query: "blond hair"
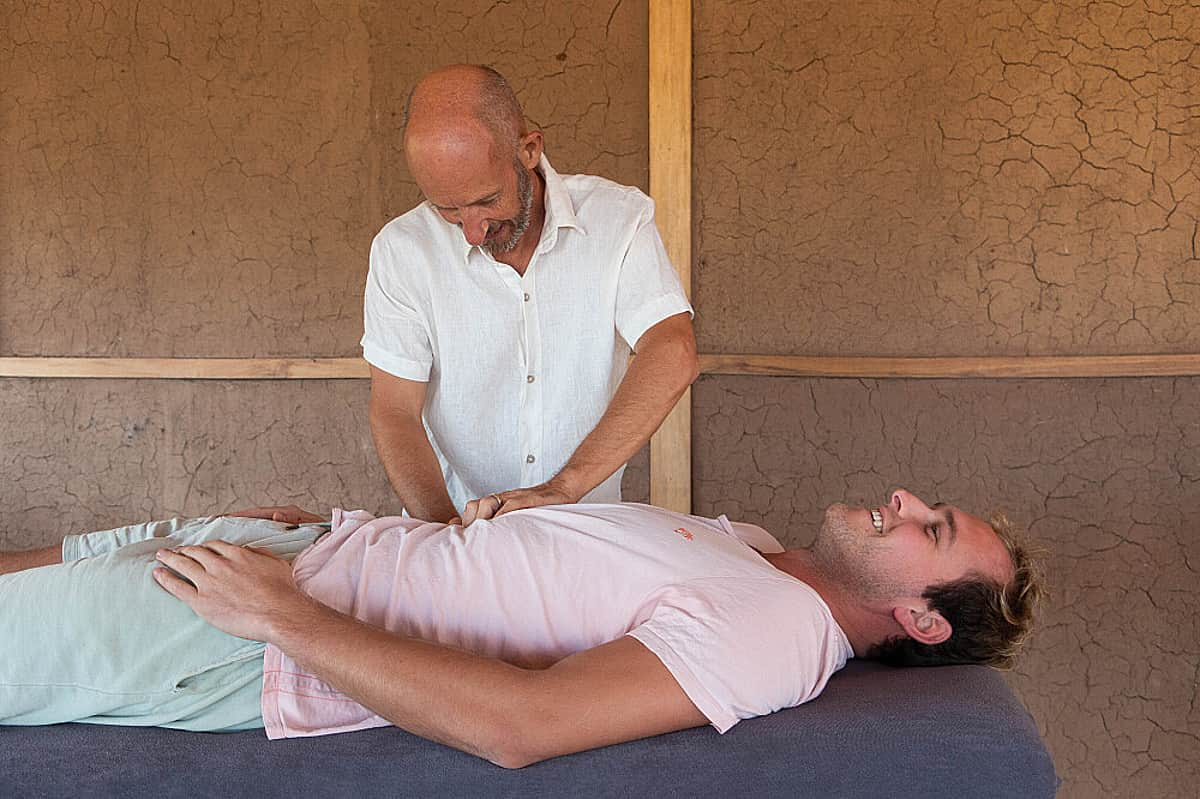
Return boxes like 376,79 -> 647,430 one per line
867,513 -> 1044,668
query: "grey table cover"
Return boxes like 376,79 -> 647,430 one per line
0,660 -> 1056,798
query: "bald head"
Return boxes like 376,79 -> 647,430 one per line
403,66 -> 546,257
404,65 -> 527,157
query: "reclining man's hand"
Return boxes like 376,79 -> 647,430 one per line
459,478 -> 576,526
153,542 -> 317,643
225,505 -> 326,525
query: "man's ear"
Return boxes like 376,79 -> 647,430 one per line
518,130 -> 544,169
892,604 -> 952,646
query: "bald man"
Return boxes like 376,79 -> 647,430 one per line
361,65 -> 697,524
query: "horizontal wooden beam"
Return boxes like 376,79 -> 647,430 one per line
3,354 -> 1200,380
699,353 -> 1200,379
0,357 -> 370,379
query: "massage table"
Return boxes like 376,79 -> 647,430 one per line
1,660 -> 1056,798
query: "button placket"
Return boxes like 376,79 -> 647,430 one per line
518,267 -> 542,484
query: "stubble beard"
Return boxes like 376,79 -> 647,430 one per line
482,162 -> 534,256
810,503 -> 907,602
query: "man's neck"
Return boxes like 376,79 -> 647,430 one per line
764,549 -> 895,658
495,169 -> 547,276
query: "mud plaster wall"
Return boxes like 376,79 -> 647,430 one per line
2,1 -> 1198,797
695,0 -> 1200,356
693,1 -> 1199,797
0,0 -> 653,517
1,0 -> 649,357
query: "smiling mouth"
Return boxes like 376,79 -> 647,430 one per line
870,509 -> 884,534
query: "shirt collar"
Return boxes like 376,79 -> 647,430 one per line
539,154 -> 586,241
456,153 -> 586,264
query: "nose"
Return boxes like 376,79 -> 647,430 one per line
460,210 -> 489,246
891,488 -> 931,518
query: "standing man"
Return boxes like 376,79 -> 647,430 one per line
362,64 -> 697,523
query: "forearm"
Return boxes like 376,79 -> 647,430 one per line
0,545 -> 61,576
554,330 -> 698,499
369,409 -> 458,522
155,541 -> 707,765
268,600 -> 541,766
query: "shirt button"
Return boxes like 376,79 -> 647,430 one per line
526,454 -> 536,464
526,374 -> 535,383
523,292 -> 530,302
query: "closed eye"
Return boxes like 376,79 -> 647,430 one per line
428,193 -> 501,212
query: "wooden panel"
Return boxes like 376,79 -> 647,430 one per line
6,354 -> 1200,380
0,357 -> 369,380
700,353 -> 1200,379
648,0 -> 693,514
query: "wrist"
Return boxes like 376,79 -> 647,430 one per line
547,469 -> 588,503
263,593 -> 335,648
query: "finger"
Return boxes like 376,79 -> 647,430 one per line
471,496 -> 503,524
155,548 -> 210,583
461,499 -> 481,526
168,542 -> 236,575
204,539 -> 264,559
152,566 -> 199,601
272,511 -> 287,522
177,542 -> 232,565
494,494 -> 531,517
226,506 -> 282,520
447,516 -> 462,526
240,544 -> 287,562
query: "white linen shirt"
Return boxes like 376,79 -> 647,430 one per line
361,155 -> 692,512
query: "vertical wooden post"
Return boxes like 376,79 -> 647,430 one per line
648,0 -> 693,513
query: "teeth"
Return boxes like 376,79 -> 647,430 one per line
870,509 -> 884,534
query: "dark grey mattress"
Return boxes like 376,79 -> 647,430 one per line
1,660 -> 1056,798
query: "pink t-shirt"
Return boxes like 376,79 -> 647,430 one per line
261,503 -> 852,738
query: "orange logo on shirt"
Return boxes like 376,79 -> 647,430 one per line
673,527 -> 694,541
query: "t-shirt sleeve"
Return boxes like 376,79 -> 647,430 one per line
627,578 -> 845,733
360,230 -> 434,381
613,197 -> 694,349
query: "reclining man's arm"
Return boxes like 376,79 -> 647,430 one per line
153,542 -> 708,767
368,365 -> 459,523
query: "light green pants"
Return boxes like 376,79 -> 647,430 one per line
0,516 -> 325,732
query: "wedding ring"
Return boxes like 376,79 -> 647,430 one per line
490,493 -> 505,506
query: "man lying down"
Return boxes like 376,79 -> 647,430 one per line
0,490 -> 1040,768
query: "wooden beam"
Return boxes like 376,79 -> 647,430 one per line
700,353 -> 1200,379
0,357 -> 369,380
5,354 -> 1200,380
648,0 -> 693,514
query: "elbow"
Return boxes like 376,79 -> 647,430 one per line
473,702 -> 557,770
676,335 -> 700,391
682,345 -> 700,388
486,749 -> 540,770
639,316 -> 699,393
478,730 -> 543,771
674,317 -> 700,389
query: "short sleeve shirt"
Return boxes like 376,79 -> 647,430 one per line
261,503 -> 853,739
361,156 -> 693,511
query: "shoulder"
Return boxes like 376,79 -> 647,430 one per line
368,203 -> 462,284
373,202 -> 448,249
560,171 -> 655,223
692,575 -> 841,642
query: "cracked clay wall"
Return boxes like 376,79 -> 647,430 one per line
4,1 -> 1198,796
0,0 -> 651,532
694,1 -> 1199,797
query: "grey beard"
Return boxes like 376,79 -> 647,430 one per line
483,163 -> 534,255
